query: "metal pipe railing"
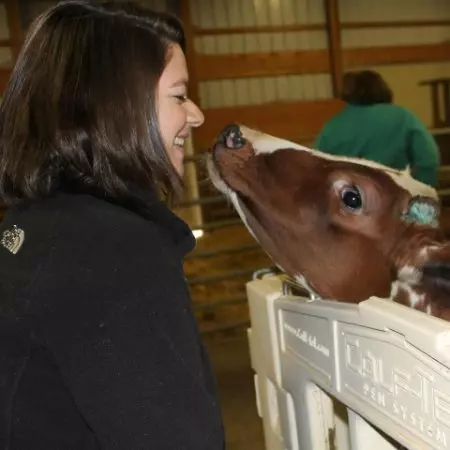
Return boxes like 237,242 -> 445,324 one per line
193,295 -> 247,311
188,268 -> 261,285
186,243 -> 260,260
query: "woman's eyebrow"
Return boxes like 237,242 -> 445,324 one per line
170,78 -> 188,88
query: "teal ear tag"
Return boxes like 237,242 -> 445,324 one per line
401,197 -> 439,228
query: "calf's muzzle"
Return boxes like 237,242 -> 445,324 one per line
218,123 -> 246,150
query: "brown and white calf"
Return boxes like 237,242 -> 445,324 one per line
207,124 -> 450,320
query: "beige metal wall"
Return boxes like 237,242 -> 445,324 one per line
338,0 -> 450,127
3,0 -> 449,127
190,0 -> 333,109
189,0 -> 450,128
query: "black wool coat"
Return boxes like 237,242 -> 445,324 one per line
0,191 -> 225,449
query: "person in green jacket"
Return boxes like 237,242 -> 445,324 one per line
314,70 -> 440,187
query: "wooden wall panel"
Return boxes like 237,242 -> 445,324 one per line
191,0 -> 331,110
196,50 -> 330,80
339,0 -> 450,23
344,43 -> 450,67
195,43 -> 450,82
193,98 -> 345,150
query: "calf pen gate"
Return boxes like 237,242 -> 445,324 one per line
247,272 -> 450,450
179,129 -> 450,336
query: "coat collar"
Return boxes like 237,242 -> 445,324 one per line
141,194 -> 196,258
57,182 -> 196,258
109,188 -> 196,259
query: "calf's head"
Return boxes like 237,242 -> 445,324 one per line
208,124 -> 443,308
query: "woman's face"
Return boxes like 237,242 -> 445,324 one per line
157,44 -> 204,177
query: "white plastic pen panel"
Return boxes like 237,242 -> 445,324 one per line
246,275 -> 450,450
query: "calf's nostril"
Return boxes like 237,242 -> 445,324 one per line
220,123 -> 240,142
219,123 -> 246,149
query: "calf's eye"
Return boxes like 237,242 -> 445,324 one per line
341,186 -> 362,211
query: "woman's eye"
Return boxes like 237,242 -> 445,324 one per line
174,94 -> 188,102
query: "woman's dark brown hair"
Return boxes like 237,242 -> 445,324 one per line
0,0 -> 186,208
340,70 -> 393,106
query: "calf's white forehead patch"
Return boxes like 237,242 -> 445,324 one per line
240,125 -> 438,200
240,125 -> 311,153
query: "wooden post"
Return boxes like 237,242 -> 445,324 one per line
176,0 -> 204,232
179,0 -> 200,108
324,0 -> 343,97
4,0 -> 22,61
420,78 -> 450,128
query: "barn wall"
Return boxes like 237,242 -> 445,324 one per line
339,0 -> 450,25
339,0 -> 450,127
0,1 -> 448,132
190,0 -> 332,109
186,0 -> 450,155
365,62 -> 450,128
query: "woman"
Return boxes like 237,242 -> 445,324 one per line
0,2 -> 225,449
314,70 -> 440,187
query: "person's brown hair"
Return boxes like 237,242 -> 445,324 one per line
340,70 -> 393,105
0,1 -> 186,208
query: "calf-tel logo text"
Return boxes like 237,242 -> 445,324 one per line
344,334 -> 450,447
283,322 -> 330,358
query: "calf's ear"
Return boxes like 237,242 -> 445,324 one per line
400,196 -> 440,228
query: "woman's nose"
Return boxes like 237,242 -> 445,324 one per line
187,100 -> 205,128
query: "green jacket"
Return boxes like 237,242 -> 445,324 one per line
314,103 -> 440,187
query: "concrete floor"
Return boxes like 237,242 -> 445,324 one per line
204,329 -> 266,450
